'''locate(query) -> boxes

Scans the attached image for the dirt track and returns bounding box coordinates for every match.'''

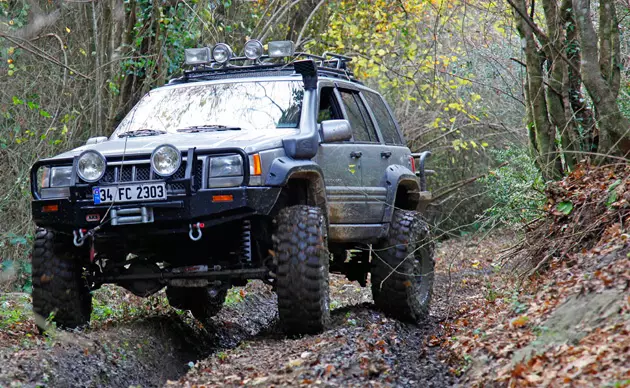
[0,272,456,387]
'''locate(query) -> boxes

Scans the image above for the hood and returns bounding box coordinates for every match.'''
[47,129,297,161]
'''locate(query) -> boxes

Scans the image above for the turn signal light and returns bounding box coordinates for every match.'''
[252,154,262,176]
[212,195,233,203]
[42,204,59,213]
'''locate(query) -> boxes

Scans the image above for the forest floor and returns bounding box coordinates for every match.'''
[0,226,627,387]
[1,164,629,387]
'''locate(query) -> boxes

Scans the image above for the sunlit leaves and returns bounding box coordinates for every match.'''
[311,0,495,151]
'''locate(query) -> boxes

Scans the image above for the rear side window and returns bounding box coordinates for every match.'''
[364,92,403,145]
[339,90,378,142]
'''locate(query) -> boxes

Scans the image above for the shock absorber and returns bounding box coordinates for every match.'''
[241,219,252,262]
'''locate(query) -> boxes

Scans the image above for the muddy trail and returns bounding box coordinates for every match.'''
[0,274,456,387]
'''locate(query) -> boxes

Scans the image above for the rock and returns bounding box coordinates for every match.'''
[512,289,625,364]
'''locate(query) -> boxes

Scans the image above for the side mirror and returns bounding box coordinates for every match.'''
[320,120,352,143]
[86,136,108,145]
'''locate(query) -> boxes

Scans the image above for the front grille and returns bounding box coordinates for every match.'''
[136,165,150,180]
[120,167,133,182]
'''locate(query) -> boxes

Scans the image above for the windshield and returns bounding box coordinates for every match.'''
[112,80,304,136]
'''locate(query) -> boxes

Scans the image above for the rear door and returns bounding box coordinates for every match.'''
[361,91,414,219]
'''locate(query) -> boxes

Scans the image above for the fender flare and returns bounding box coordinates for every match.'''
[266,157,328,217]
[382,164,421,223]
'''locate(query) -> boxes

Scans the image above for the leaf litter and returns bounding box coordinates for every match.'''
[438,164,630,387]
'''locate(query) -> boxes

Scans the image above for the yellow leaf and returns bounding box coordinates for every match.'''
[510,315,529,328]
[65,27,71,33]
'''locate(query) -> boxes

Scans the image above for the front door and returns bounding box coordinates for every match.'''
[314,87,366,224]
[335,88,384,224]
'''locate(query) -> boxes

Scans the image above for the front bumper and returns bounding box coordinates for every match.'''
[32,186,281,233]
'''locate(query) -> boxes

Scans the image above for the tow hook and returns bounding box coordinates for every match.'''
[188,222,204,241]
[73,229,87,247]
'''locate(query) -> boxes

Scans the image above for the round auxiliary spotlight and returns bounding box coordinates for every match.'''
[77,150,107,183]
[212,43,233,64]
[243,39,264,60]
[151,144,181,177]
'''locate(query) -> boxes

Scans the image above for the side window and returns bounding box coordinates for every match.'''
[364,92,403,145]
[339,90,378,142]
[317,87,341,123]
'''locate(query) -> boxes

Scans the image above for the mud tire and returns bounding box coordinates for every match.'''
[31,228,92,331]
[371,210,435,322]
[273,205,330,335]
[166,286,227,322]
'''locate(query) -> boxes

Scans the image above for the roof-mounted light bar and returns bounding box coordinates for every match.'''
[183,40,332,67]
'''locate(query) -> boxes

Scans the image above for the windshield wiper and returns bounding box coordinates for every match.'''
[118,129,167,138]
[176,124,241,133]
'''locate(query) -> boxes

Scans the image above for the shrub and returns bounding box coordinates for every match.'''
[478,147,545,229]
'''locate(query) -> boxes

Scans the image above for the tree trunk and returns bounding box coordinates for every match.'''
[572,0,630,155]
[561,0,597,154]
[542,0,577,170]
[512,0,562,179]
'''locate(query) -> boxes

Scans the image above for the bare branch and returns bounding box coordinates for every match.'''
[296,0,327,48]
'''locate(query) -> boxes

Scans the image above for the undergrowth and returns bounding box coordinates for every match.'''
[478,146,545,229]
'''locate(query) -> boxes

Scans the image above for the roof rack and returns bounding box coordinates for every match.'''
[167,44,359,85]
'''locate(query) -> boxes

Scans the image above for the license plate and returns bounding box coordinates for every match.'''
[93,182,167,204]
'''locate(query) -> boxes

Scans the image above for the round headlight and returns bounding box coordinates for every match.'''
[212,43,233,64]
[151,144,181,176]
[244,40,263,60]
[77,150,106,182]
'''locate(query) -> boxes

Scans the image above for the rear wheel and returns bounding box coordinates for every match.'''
[371,209,434,322]
[31,228,92,331]
[273,205,330,335]
[166,286,227,322]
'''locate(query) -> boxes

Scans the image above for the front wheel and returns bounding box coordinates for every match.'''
[371,210,435,322]
[31,228,92,331]
[273,205,330,335]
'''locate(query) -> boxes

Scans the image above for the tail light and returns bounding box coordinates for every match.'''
[409,156,416,173]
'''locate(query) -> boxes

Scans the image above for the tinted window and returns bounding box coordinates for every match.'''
[339,90,378,142]
[364,92,403,145]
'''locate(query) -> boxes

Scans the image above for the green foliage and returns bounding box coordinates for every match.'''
[90,288,171,323]
[479,147,545,228]
[224,287,244,306]
[556,201,573,215]
[0,232,33,292]
[0,293,31,330]
[485,282,498,303]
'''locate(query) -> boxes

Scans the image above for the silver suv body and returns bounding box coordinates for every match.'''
[30,47,433,334]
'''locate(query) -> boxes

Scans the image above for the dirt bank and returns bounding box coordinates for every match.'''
[1,272,457,387]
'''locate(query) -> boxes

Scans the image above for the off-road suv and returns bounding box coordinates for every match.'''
[30,40,434,335]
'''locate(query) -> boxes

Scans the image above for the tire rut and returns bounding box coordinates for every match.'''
[0,289,278,388]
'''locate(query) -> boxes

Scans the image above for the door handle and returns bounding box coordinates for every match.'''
[350,151,363,158]
[380,151,392,158]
